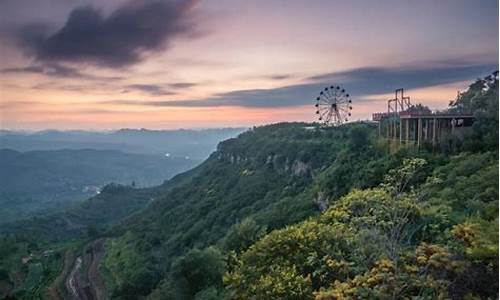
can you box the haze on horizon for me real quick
[0,0,498,130]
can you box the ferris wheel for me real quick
[315,85,352,126]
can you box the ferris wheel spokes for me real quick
[314,85,352,126]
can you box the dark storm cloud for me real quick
[15,0,199,67]
[104,61,496,108]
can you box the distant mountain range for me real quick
[0,128,246,224]
[0,127,246,159]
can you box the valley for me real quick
[0,149,200,224]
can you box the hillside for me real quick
[101,122,444,298]
[97,123,498,299]
[0,149,199,224]
[226,153,498,299]
[0,74,497,299]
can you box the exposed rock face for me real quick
[314,191,329,211]
[217,152,249,164]
[218,151,312,177]
[291,160,311,177]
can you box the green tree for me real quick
[449,72,499,151]
[407,103,432,114]
[171,247,225,299]
[347,125,371,149]
[222,218,266,254]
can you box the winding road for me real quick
[66,257,86,300]
[63,239,107,300]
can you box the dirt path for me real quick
[66,257,88,300]
[47,250,74,300]
[62,239,107,300]
[88,239,107,300]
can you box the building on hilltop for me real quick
[373,89,474,149]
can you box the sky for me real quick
[0,0,498,130]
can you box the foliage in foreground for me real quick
[225,157,498,299]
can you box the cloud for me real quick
[306,63,496,95]
[267,74,294,81]
[1,64,198,95]
[125,84,176,96]
[15,0,199,67]
[0,100,42,109]
[216,62,496,107]
[168,82,197,89]
[3,65,83,77]
[102,60,497,108]
[123,82,198,96]
[1,64,123,80]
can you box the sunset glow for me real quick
[0,0,498,129]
